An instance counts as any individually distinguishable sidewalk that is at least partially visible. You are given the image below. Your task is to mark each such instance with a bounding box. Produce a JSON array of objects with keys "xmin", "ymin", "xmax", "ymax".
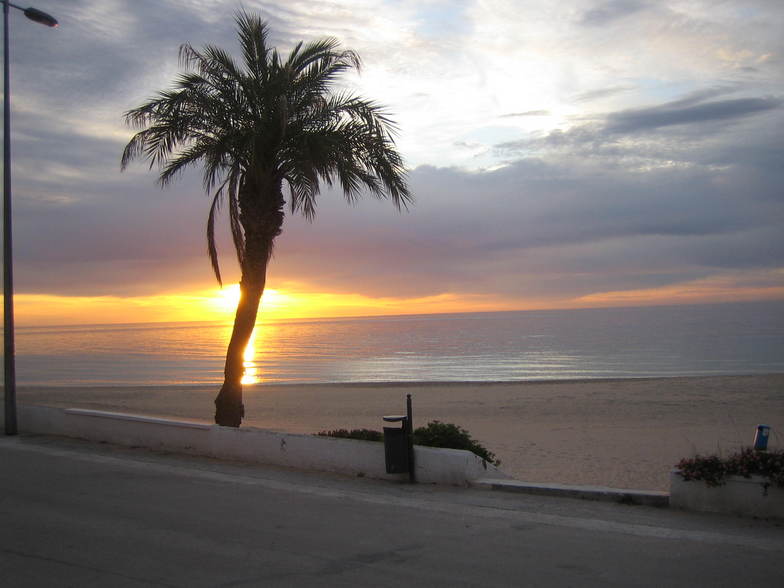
[{"xmin": 2, "ymin": 434, "xmax": 783, "ymax": 587}]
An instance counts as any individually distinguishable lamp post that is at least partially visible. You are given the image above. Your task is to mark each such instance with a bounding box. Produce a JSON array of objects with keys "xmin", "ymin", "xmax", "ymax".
[{"xmin": 3, "ymin": 1, "xmax": 57, "ymax": 435}]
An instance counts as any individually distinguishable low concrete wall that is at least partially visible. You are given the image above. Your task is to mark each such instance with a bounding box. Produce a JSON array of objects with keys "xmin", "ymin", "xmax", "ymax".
[
  {"xmin": 16, "ymin": 405, "xmax": 509, "ymax": 486},
  {"xmin": 670, "ymin": 471, "xmax": 784, "ymax": 519}
]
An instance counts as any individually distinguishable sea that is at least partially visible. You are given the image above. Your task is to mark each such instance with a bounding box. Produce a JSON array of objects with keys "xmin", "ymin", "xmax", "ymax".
[{"xmin": 8, "ymin": 300, "xmax": 784, "ymax": 387}]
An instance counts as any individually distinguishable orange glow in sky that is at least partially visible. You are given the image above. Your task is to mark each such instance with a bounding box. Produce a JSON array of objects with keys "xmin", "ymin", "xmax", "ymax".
[
  {"xmin": 12, "ymin": 285, "xmax": 509, "ymax": 326},
  {"xmin": 11, "ymin": 270, "xmax": 784, "ymax": 327}
]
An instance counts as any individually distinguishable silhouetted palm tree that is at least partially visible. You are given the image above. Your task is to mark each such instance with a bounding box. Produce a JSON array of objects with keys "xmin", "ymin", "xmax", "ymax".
[{"xmin": 121, "ymin": 12, "xmax": 410, "ymax": 426}]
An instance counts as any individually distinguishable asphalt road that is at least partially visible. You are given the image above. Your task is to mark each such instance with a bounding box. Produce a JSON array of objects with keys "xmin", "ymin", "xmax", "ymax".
[{"xmin": 1, "ymin": 435, "xmax": 782, "ymax": 587}]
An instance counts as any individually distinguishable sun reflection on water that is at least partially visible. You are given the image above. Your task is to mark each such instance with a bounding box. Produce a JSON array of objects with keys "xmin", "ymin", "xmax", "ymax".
[{"xmin": 241, "ymin": 329, "xmax": 258, "ymax": 385}]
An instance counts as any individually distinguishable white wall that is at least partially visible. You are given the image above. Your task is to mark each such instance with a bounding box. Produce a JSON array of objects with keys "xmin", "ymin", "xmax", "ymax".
[
  {"xmin": 16, "ymin": 405, "xmax": 510, "ymax": 486},
  {"xmin": 670, "ymin": 471, "xmax": 784, "ymax": 519}
]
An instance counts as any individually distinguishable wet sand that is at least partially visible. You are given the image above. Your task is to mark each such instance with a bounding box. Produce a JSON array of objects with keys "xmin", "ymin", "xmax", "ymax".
[{"xmin": 18, "ymin": 373, "xmax": 784, "ymax": 491}]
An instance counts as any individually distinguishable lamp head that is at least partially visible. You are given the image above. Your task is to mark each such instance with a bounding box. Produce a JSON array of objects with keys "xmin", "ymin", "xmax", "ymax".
[{"xmin": 23, "ymin": 7, "xmax": 58, "ymax": 27}]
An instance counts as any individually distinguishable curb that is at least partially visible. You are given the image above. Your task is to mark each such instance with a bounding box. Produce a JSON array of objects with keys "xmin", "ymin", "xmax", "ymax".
[{"xmin": 475, "ymin": 478, "xmax": 669, "ymax": 507}]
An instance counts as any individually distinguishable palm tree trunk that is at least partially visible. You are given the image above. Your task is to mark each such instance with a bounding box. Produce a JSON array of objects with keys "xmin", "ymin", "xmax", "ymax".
[
  {"xmin": 214, "ymin": 266, "xmax": 267, "ymax": 427},
  {"xmin": 214, "ymin": 176, "xmax": 284, "ymax": 427}
]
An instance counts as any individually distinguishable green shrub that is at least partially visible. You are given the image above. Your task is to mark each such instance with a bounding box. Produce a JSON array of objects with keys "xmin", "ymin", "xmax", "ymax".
[
  {"xmin": 317, "ymin": 428, "xmax": 383, "ymax": 442},
  {"xmin": 677, "ymin": 448, "xmax": 784, "ymax": 487},
  {"xmin": 413, "ymin": 420, "xmax": 500, "ymax": 466},
  {"xmin": 676, "ymin": 454, "xmax": 727, "ymax": 487},
  {"xmin": 315, "ymin": 420, "xmax": 501, "ymax": 466}
]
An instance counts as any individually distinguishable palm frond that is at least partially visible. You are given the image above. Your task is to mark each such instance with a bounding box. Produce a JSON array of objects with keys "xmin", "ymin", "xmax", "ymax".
[
  {"xmin": 235, "ymin": 10, "xmax": 269, "ymax": 80},
  {"xmin": 227, "ymin": 171, "xmax": 245, "ymax": 270},
  {"xmin": 207, "ymin": 186, "xmax": 225, "ymax": 286},
  {"xmin": 286, "ymin": 165, "xmax": 321, "ymax": 221}
]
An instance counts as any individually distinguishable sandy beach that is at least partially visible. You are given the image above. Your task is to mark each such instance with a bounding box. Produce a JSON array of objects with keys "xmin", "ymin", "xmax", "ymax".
[{"xmin": 18, "ymin": 374, "xmax": 784, "ymax": 491}]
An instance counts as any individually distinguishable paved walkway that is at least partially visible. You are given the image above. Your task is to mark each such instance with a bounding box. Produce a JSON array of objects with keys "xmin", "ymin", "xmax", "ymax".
[{"xmin": 1, "ymin": 434, "xmax": 782, "ymax": 587}]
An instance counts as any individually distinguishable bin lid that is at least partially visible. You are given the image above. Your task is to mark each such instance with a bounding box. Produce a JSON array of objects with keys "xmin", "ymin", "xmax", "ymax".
[{"xmin": 383, "ymin": 415, "xmax": 407, "ymax": 422}]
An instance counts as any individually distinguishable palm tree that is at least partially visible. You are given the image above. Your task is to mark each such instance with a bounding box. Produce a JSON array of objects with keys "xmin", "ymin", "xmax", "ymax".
[{"xmin": 121, "ymin": 12, "xmax": 411, "ymax": 427}]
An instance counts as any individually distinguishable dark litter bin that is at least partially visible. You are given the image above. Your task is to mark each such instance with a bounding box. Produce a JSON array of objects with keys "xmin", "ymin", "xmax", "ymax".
[
  {"xmin": 383, "ymin": 415, "xmax": 409, "ymax": 474},
  {"xmin": 382, "ymin": 394, "xmax": 415, "ymax": 482}
]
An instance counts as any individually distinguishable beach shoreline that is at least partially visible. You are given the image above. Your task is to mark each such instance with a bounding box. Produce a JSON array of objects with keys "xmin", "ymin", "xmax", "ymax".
[{"xmin": 15, "ymin": 373, "xmax": 784, "ymax": 491}]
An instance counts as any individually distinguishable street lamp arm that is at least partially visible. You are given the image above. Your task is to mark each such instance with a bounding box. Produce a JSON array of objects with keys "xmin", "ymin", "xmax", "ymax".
[{"xmin": 4, "ymin": 2, "xmax": 58, "ymax": 27}]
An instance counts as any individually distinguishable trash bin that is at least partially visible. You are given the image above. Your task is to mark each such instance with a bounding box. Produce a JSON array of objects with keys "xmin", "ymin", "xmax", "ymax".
[
  {"xmin": 383, "ymin": 415, "xmax": 409, "ymax": 474},
  {"xmin": 754, "ymin": 424, "xmax": 770, "ymax": 451}
]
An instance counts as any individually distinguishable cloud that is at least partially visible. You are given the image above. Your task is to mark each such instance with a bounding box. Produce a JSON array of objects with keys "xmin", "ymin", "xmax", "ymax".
[
  {"xmin": 572, "ymin": 86, "xmax": 634, "ymax": 103},
  {"xmin": 499, "ymin": 110, "xmax": 551, "ymax": 118},
  {"xmin": 495, "ymin": 88, "xmax": 784, "ymax": 171},
  {"xmin": 606, "ymin": 97, "xmax": 783, "ymax": 133},
  {"xmin": 453, "ymin": 140, "xmax": 483, "ymax": 149},
  {"xmin": 579, "ymin": 0, "xmax": 649, "ymax": 26}
]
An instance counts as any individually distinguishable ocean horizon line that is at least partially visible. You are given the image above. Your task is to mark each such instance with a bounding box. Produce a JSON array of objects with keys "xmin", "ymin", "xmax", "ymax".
[
  {"xmin": 13, "ymin": 372, "xmax": 784, "ymax": 391},
  {"xmin": 14, "ymin": 297, "xmax": 784, "ymax": 331}
]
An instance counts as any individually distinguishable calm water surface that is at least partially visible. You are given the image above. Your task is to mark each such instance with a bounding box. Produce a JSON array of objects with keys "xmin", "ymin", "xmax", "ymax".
[{"xmin": 9, "ymin": 300, "xmax": 784, "ymax": 386}]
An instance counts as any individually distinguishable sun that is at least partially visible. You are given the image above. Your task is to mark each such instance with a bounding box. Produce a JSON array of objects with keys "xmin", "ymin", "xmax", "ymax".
[
  {"xmin": 212, "ymin": 284, "xmax": 286, "ymax": 316},
  {"xmin": 215, "ymin": 284, "xmax": 242, "ymax": 314}
]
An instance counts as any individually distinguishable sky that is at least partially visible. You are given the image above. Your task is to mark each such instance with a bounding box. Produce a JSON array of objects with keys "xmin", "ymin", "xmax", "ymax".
[{"xmin": 4, "ymin": 0, "xmax": 783, "ymax": 325}]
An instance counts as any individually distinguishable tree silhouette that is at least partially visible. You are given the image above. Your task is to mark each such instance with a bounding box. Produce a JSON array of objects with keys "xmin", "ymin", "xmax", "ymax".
[{"xmin": 122, "ymin": 12, "xmax": 410, "ymax": 426}]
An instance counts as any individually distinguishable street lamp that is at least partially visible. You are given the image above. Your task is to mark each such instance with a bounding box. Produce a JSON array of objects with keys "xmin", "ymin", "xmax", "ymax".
[{"xmin": 3, "ymin": 1, "xmax": 57, "ymax": 435}]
